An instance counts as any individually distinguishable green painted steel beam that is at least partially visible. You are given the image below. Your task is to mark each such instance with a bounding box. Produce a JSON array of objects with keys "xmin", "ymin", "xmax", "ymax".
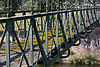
[
  {"xmin": 80, "ymin": 10, "xmax": 87, "ymax": 34},
  {"xmin": 79, "ymin": 11, "xmax": 81, "ymax": 33},
  {"xmin": 45, "ymin": 15, "xmax": 48, "ymax": 55},
  {"xmin": 94, "ymin": 9, "xmax": 97, "ymax": 21},
  {"xmin": 70, "ymin": 13, "xmax": 72, "ymax": 38},
  {"xmin": 30, "ymin": 19, "xmax": 34, "ymax": 67},
  {"xmin": 90, "ymin": 10, "xmax": 95, "ymax": 26},
  {"xmin": 56, "ymin": 14, "xmax": 59, "ymax": 52},
  {"xmin": 13, "ymin": 30, "xmax": 30, "ymax": 66},
  {"xmin": 19, "ymin": 23, "xmax": 31, "ymax": 67},
  {"xmin": 0, "ymin": 28, "xmax": 7, "ymax": 49},
  {"xmin": 72, "ymin": 11, "xmax": 81, "ymax": 45},
  {"xmin": 32, "ymin": 18, "xmax": 49, "ymax": 67},
  {"xmin": 23, "ymin": 12, "xmax": 27, "ymax": 38},
  {"xmin": 6, "ymin": 22, "xmax": 10, "ymax": 67},
  {"xmin": 64, "ymin": 12, "xmax": 67, "ymax": 35}
]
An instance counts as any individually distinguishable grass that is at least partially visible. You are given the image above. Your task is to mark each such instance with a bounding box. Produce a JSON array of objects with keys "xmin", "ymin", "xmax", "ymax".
[{"xmin": 67, "ymin": 54, "xmax": 100, "ymax": 64}]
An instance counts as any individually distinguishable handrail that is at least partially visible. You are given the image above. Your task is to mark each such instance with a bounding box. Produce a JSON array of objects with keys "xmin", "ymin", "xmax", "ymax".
[{"xmin": 0, "ymin": 7, "xmax": 100, "ymax": 23}]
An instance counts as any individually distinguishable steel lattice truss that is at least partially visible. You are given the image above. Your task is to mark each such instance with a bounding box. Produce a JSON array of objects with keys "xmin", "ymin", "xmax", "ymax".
[{"xmin": 0, "ymin": 0, "xmax": 100, "ymax": 67}]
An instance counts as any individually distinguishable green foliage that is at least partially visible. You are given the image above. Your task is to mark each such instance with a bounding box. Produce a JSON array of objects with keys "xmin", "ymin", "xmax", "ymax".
[
  {"xmin": 0, "ymin": 0, "xmax": 6, "ymax": 11},
  {"xmin": 0, "ymin": 1, "xmax": 4, "ymax": 7},
  {"xmin": 1, "ymin": 0, "xmax": 99, "ymax": 12},
  {"xmin": 50, "ymin": 0, "xmax": 57, "ymax": 9},
  {"xmin": 23, "ymin": 0, "xmax": 32, "ymax": 10},
  {"xmin": 0, "ymin": 0, "xmax": 22, "ymax": 11},
  {"xmin": 12, "ymin": 0, "xmax": 22, "ymax": 11},
  {"xmin": 23, "ymin": 0, "xmax": 40, "ymax": 10},
  {"xmin": 67, "ymin": 54, "xmax": 100, "ymax": 64}
]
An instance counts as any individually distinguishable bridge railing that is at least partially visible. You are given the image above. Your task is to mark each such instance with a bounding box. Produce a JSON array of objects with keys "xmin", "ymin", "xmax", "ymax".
[{"xmin": 0, "ymin": 7, "xmax": 100, "ymax": 67}]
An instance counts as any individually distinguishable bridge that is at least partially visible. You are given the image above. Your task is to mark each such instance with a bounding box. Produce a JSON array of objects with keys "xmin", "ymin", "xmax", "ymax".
[{"xmin": 0, "ymin": 0, "xmax": 100, "ymax": 67}]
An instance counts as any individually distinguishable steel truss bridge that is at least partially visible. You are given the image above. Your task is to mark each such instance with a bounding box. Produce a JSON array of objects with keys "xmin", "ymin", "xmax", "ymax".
[{"xmin": 0, "ymin": 7, "xmax": 100, "ymax": 67}]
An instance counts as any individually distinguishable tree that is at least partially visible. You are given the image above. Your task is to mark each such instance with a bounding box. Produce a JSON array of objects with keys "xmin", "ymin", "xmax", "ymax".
[
  {"xmin": 12, "ymin": 0, "xmax": 22, "ymax": 11},
  {"xmin": 0, "ymin": 0, "xmax": 22, "ymax": 11}
]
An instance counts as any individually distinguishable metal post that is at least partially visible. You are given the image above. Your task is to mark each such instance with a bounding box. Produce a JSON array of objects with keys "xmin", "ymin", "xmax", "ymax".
[
  {"xmin": 52, "ymin": 15, "xmax": 54, "ymax": 27},
  {"xmin": 45, "ymin": 0, "xmax": 49, "ymax": 55},
  {"xmin": 70, "ymin": 13, "xmax": 72, "ymax": 38},
  {"xmin": 86, "ymin": 10, "xmax": 93, "ymax": 30},
  {"xmin": 30, "ymin": 2, "xmax": 34, "ymax": 66},
  {"xmin": 23, "ymin": 12, "xmax": 26, "ymax": 38},
  {"xmin": 80, "ymin": 10, "xmax": 87, "ymax": 33},
  {"xmin": 75, "ymin": 11, "xmax": 78, "ymax": 35},
  {"xmin": 94, "ymin": 9, "xmax": 97, "ymax": 21},
  {"xmin": 64, "ymin": 13, "xmax": 67, "ymax": 35},
  {"xmin": 6, "ymin": 22, "xmax": 10, "ymax": 67},
  {"xmin": 30, "ymin": 19, "xmax": 34, "ymax": 66},
  {"xmin": 79, "ymin": 11, "xmax": 81, "ymax": 33},
  {"xmin": 7, "ymin": 0, "xmax": 15, "ymax": 43},
  {"xmin": 6, "ymin": 0, "xmax": 10, "ymax": 67},
  {"xmin": 40, "ymin": 0, "xmax": 43, "ymax": 30},
  {"xmin": 45, "ymin": 16, "xmax": 48, "ymax": 55},
  {"xmin": 0, "ymin": 28, "xmax": 7, "ymax": 49},
  {"xmin": 84, "ymin": 10, "xmax": 86, "ymax": 27},
  {"xmin": 55, "ymin": 0, "xmax": 60, "ymax": 53},
  {"xmin": 41, "ymin": 16, "xmax": 43, "ymax": 30},
  {"xmin": 11, "ymin": 12, "xmax": 15, "ymax": 42},
  {"xmin": 56, "ymin": 14, "xmax": 59, "ymax": 52},
  {"xmin": 90, "ymin": 9, "xmax": 95, "ymax": 26}
]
